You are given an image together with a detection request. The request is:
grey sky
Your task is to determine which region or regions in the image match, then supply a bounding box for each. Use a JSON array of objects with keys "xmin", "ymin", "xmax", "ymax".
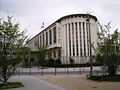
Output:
[{"xmin": 1, "ymin": 0, "xmax": 120, "ymax": 38}]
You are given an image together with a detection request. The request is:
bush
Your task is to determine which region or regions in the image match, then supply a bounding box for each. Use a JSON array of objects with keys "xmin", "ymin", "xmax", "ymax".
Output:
[
  {"xmin": 46, "ymin": 63, "xmax": 102, "ymax": 68},
  {"xmin": 0, "ymin": 82, "xmax": 24, "ymax": 89},
  {"xmin": 88, "ymin": 75, "xmax": 120, "ymax": 82},
  {"xmin": 56, "ymin": 58, "xmax": 62, "ymax": 65}
]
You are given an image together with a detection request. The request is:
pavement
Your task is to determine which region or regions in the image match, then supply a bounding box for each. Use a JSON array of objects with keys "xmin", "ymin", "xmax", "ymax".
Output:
[{"xmin": 7, "ymin": 76, "xmax": 66, "ymax": 90}]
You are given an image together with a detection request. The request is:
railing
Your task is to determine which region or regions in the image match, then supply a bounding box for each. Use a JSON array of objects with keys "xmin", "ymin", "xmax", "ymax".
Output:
[{"xmin": 15, "ymin": 66, "xmax": 103, "ymax": 76}]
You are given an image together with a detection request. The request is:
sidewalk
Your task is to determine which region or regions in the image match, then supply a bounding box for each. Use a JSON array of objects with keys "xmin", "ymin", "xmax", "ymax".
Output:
[{"xmin": 7, "ymin": 76, "xmax": 66, "ymax": 90}]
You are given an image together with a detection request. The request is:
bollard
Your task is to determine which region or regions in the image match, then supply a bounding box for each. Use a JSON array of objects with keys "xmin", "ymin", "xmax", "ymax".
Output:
[
  {"xmin": 55, "ymin": 68, "xmax": 57, "ymax": 76},
  {"xmin": 79, "ymin": 67, "xmax": 81, "ymax": 75},
  {"xmin": 41, "ymin": 68, "xmax": 43, "ymax": 76},
  {"xmin": 19, "ymin": 67, "xmax": 21, "ymax": 76},
  {"xmin": 29, "ymin": 67, "xmax": 31, "ymax": 75},
  {"xmin": 67, "ymin": 67, "xmax": 69, "ymax": 75}
]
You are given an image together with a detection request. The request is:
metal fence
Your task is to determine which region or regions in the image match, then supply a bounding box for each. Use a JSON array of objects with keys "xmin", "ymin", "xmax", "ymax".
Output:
[{"xmin": 15, "ymin": 66, "xmax": 102, "ymax": 76}]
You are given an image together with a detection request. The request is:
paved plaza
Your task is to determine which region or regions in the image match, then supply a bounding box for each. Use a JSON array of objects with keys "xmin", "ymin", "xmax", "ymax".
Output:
[{"xmin": 7, "ymin": 76, "xmax": 66, "ymax": 90}]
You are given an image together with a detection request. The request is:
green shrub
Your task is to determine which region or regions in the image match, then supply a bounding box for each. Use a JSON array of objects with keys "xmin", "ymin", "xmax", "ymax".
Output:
[{"xmin": 0, "ymin": 82, "xmax": 24, "ymax": 89}]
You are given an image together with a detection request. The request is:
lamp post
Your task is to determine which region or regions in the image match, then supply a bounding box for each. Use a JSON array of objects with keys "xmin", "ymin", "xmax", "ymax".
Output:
[{"xmin": 86, "ymin": 14, "xmax": 93, "ymax": 75}]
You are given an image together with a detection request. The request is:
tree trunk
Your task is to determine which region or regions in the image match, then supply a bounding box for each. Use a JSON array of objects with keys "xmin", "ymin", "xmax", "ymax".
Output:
[{"xmin": 2, "ymin": 76, "xmax": 8, "ymax": 86}]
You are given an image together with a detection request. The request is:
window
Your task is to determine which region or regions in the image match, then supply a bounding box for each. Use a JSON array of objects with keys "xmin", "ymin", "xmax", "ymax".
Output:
[
  {"xmin": 73, "ymin": 44, "xmax": 75, "ymax": 56},
  {"xmin": 53, "ymin": 27, "xmax": 57, "ymax": 43},
  {"xmin": 83, "ymin": 22, "xmax": 86, "ymax": 56},
  {"xmin": 49, "ymin": 30, "xmax": 52, "ymax": 45},
  {"xmin": 72, "ymin": 23, "xmax": 74, "ymax": 34},
  {"xmin": 46, "ymin": 32, "xmax": 48, "ymax": 45},
  {"xmin": 72, "ymin": 23, "xmax": 75, "ymax": 56},
  {"xmin": 68, "ymin": 23, "xmax": 71, "ymax": 56},
  {"xmin": 43, "ymin": 34, "xmax": 44, "ymax": 46},
  {"xmin": 58, "ymin": 50, "xmax": 61, "ymax": 57},
  {"xmin": 75, "ymin": 22, "xmax": 79, "ymax": 56},
  {"xmin": 80, "ymin": 48, "xmax": 82, "ymax": 56},
  {"xmin": 40, "ymin": 36, "xmax": 42, "ymax": 47},
  {"xmin": 84, "ymin": 44, "xmax": 86, "ymax": 56},
  {"xmin": 76, "ymin": 44, "xmax": 79, "ymax": 56},
  {"xmin": 38, "ymin": 37, "xmax": 39, "ymax": 47},
  {"xmin": 79, "ymin": 22, "xmax": 82, "ymax": 56}
]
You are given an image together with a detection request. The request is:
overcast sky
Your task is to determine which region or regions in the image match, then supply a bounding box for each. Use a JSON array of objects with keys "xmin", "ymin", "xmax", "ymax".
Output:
[{"xmin": 1, "ymin": 0, "xmax": 120, "ymax": 38}]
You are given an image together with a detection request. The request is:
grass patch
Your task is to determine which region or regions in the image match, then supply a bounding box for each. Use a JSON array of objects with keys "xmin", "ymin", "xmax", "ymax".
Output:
[
  {"xmin": 0, "ymin": 82, "xmax": 24, "ymax": 89},
  {"xmin": 88, "ymin": 75, "xmax": 120, "ymax": 82},
  {"xmin": 92, "ymin": 87, "xmax": 98, "ymax": 88}
]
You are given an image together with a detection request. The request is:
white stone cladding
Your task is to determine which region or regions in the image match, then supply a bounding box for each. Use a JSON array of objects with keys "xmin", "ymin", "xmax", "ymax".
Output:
[{"xmin": 28, "ymin": 14, "xmax": 98, "ymax": 64}]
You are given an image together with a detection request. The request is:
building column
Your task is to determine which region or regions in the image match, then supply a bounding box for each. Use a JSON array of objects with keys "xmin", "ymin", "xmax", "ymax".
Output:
[{"xmin": 81, "ymin": 22, "xmax": 84, "ymax": 56}]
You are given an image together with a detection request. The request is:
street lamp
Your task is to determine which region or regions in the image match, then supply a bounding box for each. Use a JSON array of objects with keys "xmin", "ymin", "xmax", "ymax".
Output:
[{"xmin": 86, "ymin": 13, "xmax": 93, "ymax": 75}]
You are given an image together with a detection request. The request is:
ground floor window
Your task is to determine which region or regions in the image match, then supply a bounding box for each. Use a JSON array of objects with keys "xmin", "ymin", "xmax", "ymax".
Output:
[{"xmin": 58, "ymin": 50, "xmax": 61, "ymax": 58}]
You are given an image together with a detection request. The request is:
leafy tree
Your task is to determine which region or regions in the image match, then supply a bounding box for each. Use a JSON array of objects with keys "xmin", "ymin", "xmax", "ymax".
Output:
[
  {"xmin": 94, "ymin": 22, "xmax": 120, "ymax": 76},
  {"xmin": 20, "ymin": 47, "xmax": 30, "ymax": 67},
  {"xmin": 35, "ymin": 46, "xmax": 47, "ymax": 66},
  {"xmin": 47, "ymin": 58, "xmax": 55, "ymax": 65},
  {"xmin": 0, "ymin": 16, "xmax": 27, "ymax": 85},
  {"xmin": 56, "ymin": 58, "xmax": 62, "ymax": 65},
  {"xmin": 46, "ymin": 49, "xmax": 52, "ymax": 60}
]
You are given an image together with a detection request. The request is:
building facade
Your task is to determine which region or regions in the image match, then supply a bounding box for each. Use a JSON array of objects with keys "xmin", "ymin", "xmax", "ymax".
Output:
[{"xmin": 28, "ymin": 14, "xmax": 98, "ymax": 64}]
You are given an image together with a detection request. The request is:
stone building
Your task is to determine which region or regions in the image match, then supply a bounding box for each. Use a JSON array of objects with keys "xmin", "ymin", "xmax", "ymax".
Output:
[{"xmin": 28, "ymin": 14, "xmax": 98, "ymax": 64}]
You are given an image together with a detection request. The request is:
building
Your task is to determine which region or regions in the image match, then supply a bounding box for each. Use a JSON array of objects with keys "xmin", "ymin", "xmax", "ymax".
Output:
[{"xmin": 28, "ymin": 14, "xmax": 98, "ymax": 64}]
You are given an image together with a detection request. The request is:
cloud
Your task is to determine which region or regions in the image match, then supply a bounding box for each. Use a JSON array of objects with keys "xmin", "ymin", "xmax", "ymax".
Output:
[{"xmin": 1, "ymin": 0, "xmax": 120, "ymax": 38}]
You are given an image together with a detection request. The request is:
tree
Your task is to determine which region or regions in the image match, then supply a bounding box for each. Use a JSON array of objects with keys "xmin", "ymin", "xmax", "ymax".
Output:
[
  {"xmin": 35, "ymin": 46, "xmax": 47, "ymax": 66},
  {"xmin": 56, "ymin": 58, "xmax": 62, "ymax": 65},
  {"xmin": 0, "ymin": 16, "xmax": 27, "ymax": 85},
  {"xmin": 94, "ymin": 22, "xmax": 120, "ymax": 76},
  {"xmin": 20, "ymin": 47, "xmax": 30, "ymax": 67}
]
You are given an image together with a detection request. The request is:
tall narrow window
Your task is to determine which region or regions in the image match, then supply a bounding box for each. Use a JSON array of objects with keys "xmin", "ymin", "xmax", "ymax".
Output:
[
  {"xmin": 75, "ymin": 22, "xmax": 79, "ymax": 56},
  {"xmin": 39, "ymin": 36, "xmax": 41, "ymax": 47},
  {"xmin": 53, "ymin": 27, "xmax": 57, "ymax": 43},
  {"xmin": 72, "ymin": 23, "xmax": 75, "ymax": 56},
  {"xmin": 72, "ymin": 44, "xmax": 74, "ymax": 56},
  {"xmin": 79, "ymin": 22, "xmax": 82, "ymax": 56},
  {"xmin": 43, "ymin": 34, "xmax": 44, "ymax": 46},
  {"xmin": 46, "ymin": 32, "xmax": 48, "ymax": 45},
  {"xmin": 40, "ymin": 36, "xmax": 42, "ymax": 47},
  {"xmin": 83, "ymin": 22, "xmax": 86, "ymax": 56},
  {"xmin": 49, "ymin": 30, "xmax": 52, "ymax": 45},
  {"xmin": 58, "ymin": 50, "xmax": 61, "ymax": 57},
  {"xmin": 37, "ymin": 37, "xmax": 39, "ymax": 48},
  {"xmin": 68, "ymin": 23, "xmax": 71, "ymax": 56}
]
